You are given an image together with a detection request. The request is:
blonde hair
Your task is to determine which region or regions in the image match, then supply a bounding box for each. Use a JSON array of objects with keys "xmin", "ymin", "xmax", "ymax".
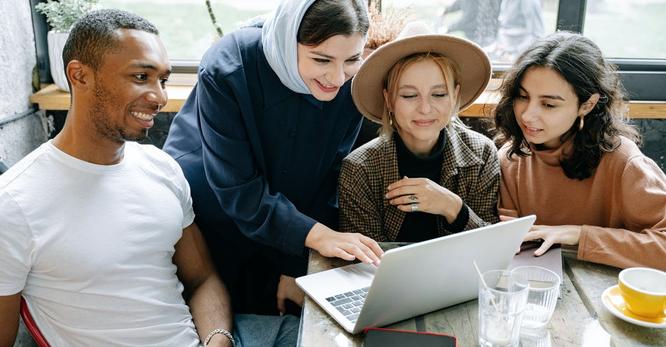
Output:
[{"xmin": 380, "ymin": 52, "xmax": 463, "ymax": 137}]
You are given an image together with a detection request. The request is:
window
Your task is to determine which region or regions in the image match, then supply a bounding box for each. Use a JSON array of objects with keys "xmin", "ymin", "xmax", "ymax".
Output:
[
  {"xmin": 375, "ymin": 0, "xmax": 664, "ymax": 99},
  {"xmin": 32, "ymin": 0, "xmax": 664, "ymax": 100},
  {"xmin": 583, "ymin": 0, "xmax": 665, "ymax": 59},
  {"xmin": 380, "ymin": 0, "xmax": 560, "ymax": 64},
  {"xmin": 99, "ymin": 0, "xmax": 276, "ymax": 61}
]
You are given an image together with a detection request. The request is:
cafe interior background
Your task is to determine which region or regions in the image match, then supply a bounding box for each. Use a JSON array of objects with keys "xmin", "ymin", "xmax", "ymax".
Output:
[{"xmin": 1, "ymin": 0, "xmax": 664, "ymax": 346}]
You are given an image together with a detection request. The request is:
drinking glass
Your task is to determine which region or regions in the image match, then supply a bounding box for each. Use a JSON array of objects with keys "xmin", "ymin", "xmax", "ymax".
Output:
[
  {"xmin": 511, "ymin": 266, "xmax": 561, "ymax": 329},
  {"xmin": 478, "ymin": 270, "xmax": 530, "ymax": 347},
  {"xmin": 521, "ymin": 328, "xmax": 552, "ymax": 347}
]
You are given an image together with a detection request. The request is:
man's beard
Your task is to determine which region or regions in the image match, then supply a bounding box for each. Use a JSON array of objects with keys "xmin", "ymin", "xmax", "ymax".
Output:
[{"xmin": 89, "ymin": 83, "xmax": 148, "ymax": 143}]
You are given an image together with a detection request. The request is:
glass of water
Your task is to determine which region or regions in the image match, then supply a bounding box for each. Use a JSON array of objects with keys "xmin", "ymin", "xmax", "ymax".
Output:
[
  {"xmin": 511, "ymin": 266, "xmax": 561, "ymax": 329},
  {"xmin": 478, "ymin": 270, "xmax": 530, "ymax": 347}
]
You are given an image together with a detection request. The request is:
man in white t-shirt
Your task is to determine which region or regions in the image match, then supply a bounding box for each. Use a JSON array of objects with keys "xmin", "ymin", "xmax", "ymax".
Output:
[{"xmin": 0, "ymin": 9, "xmax": 296, "ymax": 347}]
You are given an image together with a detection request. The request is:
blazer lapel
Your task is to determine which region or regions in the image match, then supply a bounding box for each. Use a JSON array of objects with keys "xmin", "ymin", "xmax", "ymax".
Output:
[
  {"xmin": 382, "ymin": 135, "xmax": 406, "ymax": 241},
  {"xmin": 435, "ymin": 126, "xmax": 485, "ymax": 234}
]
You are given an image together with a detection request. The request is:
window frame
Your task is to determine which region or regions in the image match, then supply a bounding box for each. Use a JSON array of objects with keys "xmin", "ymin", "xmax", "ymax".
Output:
[
  {"xmin": 554, "ymin": 0, "xmax": 666, "ymax": 101},
  {"xmin": 31, "ymin": 0, "xmax": 50, "ymax": 88},
  {"xmin": 31, "ymin": 0, "xmax": 665, "ymax": 101}
]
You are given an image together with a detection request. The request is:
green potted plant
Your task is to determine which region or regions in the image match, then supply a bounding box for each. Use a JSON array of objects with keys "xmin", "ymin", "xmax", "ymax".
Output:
[{"xmin": 35, "ymin": 0, "xmax": 99, "ymax": 92}]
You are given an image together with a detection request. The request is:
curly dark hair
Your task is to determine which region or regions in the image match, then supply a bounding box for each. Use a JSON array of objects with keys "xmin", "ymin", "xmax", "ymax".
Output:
[{"xmin": 494, "ymin": 31, "xmax": 639, "ymax": 180}]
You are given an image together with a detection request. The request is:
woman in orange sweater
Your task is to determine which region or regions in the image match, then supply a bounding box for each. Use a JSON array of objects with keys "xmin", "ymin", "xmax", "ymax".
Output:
[{"xmin": 495, "ymin": 32, "xmax": 666, "ymax": 271}]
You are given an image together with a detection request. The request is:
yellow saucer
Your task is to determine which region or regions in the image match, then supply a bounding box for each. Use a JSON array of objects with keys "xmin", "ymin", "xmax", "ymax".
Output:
[{"xmin": 602, "ymin": 285, "xmax": 666, "ymax": 328}]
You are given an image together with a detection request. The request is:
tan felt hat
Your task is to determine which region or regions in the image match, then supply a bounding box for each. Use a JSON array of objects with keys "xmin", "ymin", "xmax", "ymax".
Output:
[{"xmin": 352, "ymin": 22, "xmax": 491, "ymax": 123}]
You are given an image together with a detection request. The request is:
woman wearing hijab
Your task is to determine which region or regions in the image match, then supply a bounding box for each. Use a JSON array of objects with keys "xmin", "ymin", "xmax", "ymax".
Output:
[
  {"xmin": 163, "ymin": 0, "xmax": 383, "ymax": 315},
  {"xmin": 339, "ymin": 23, "xmax": 500, "ymax": 242}
]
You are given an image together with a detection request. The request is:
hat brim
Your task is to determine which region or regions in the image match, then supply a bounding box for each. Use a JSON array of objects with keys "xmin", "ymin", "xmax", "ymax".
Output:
[{"xmin": 352, "ymin": 34, "xmax": 491, "ymax": 123}]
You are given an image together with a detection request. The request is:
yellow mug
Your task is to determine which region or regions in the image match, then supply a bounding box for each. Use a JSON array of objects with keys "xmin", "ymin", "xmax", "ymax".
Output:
[{"xmin": 618, "ymin": 267, "xmax": 666, "ymax": 319}]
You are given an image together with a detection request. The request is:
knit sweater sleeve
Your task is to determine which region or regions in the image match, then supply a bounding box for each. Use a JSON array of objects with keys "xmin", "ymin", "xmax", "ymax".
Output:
[{"xmin": 577, "ymin": 155, "xmax": 666, "ymax": 270}]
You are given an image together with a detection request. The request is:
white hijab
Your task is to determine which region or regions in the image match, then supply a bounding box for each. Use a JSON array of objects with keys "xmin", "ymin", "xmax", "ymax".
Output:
[{"xmin": 262, "ymin": 0, "xmax": 318, "ymax": 95}]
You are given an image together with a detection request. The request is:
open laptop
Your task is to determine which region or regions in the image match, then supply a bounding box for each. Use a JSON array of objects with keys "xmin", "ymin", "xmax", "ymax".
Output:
[{"xmin": 296, "ymin": 215, "xmax": 536, "ymax": 334}]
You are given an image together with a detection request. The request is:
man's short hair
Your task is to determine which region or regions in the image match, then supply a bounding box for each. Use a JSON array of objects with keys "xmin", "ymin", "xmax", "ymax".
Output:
[{"xmin": 63, "ymin": 9, "xmax": 159, "ymax": 72}]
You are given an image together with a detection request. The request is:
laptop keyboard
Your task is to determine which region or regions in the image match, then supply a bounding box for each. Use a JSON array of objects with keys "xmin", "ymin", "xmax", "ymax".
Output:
[{"xmin": 325, "ymin": 287, "xmax": 369, "ymax": 323}]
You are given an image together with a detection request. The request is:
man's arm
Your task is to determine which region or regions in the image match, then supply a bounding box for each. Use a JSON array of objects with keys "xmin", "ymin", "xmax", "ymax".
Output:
[
  {"xmin": 174, "ymin": 223, "xmax": 233, "ymax": 347},
  {"xmin": 0, "ymin": 293, "xmax": 21, "ymax": 347}
]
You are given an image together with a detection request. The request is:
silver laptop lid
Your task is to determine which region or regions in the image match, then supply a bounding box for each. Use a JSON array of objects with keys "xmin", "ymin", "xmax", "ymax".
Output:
[
  {"xmin": 297, "ymin": 215, "xmax": 536, "ymax": 334},
  {"xmin": 353, "ymin": 215, "xmax": 536, "ymax": 333}
]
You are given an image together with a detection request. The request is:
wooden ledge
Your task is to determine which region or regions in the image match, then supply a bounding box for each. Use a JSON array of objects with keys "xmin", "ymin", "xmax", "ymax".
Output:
[
  {"xmin": 30, "ymin": 84, "xmax": 189, "ymax": 113},
  {"xmin": 30, "ymin": 83, "xmax": 666, "ymax": 119}
]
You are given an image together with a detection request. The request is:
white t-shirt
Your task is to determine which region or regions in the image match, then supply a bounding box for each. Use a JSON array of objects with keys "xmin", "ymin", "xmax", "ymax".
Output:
[{"xmin": 0, "ymin": 141, "xmax": 201, "ymax": 347}]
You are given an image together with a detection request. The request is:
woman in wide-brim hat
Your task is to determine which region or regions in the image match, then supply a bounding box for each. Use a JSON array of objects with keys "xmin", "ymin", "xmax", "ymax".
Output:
[{"xmin": 339, "ymin": 22, "xmax": 500, "ymax": 242}]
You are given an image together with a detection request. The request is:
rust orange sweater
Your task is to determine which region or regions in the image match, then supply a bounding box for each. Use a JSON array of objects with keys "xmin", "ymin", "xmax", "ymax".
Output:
[{"xmin": 498, "ymin": 137, "xmax": 666, "ymax": 271}]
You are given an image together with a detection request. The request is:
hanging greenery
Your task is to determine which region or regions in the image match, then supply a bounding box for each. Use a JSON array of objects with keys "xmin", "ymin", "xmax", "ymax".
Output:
[{"xmin": 205, "ymin": 0, "xmax": 224, "ymax": 38}]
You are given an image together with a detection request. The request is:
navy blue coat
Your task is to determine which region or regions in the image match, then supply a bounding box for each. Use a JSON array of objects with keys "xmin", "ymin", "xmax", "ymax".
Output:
[{"xmin": 163, "ymin": 25, "xmax": 362, "ymax": 311}]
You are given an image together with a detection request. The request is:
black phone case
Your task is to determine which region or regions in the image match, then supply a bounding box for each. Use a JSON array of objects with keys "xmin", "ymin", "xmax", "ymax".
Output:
[{"xmin": 363, "ymin": 327, "xmax": 457, "ymax": 347}]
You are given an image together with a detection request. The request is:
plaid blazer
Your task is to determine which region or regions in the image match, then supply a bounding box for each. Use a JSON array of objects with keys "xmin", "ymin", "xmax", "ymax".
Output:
[{"xmin": 339, "ymin": 125, "xmax": 500, "ymax": 241}]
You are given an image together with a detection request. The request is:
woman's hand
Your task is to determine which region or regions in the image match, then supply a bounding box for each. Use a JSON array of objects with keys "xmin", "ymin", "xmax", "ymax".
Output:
[
  {"xmin": 385, "ymin": 177, "xmax": 462, "ymax": 223},
  {"xmin": 524, "ymin": 225, "xmax": 582, "ymax": 256},
  {"xmin": 305, "ymin": 223, "xmax": 383, "ymax": 265},
  {"xmin": 276, "ymin": 275, "xmax": 305, "ymax": 315}
]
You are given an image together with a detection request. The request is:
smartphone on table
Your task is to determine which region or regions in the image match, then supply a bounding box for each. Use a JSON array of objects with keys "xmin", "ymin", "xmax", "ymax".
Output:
[{"xmin": 363, "ymin": 327, "xmax": 457, "ymax": 347}]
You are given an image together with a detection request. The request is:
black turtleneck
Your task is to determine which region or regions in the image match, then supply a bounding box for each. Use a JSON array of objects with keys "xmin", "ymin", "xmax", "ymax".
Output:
[{"xmin": 394, "ymin": 130, "xmax": 469, "ymax": 242}]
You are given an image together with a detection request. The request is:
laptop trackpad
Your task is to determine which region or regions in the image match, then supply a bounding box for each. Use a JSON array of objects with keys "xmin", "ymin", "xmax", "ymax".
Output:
[
  {"xmin": 298, "ymin": 262, "xmax": 376, "ymax": 299},
  {"xmin": 340, "ymin": 262, "xmax": 377, "ymax": 278}
]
